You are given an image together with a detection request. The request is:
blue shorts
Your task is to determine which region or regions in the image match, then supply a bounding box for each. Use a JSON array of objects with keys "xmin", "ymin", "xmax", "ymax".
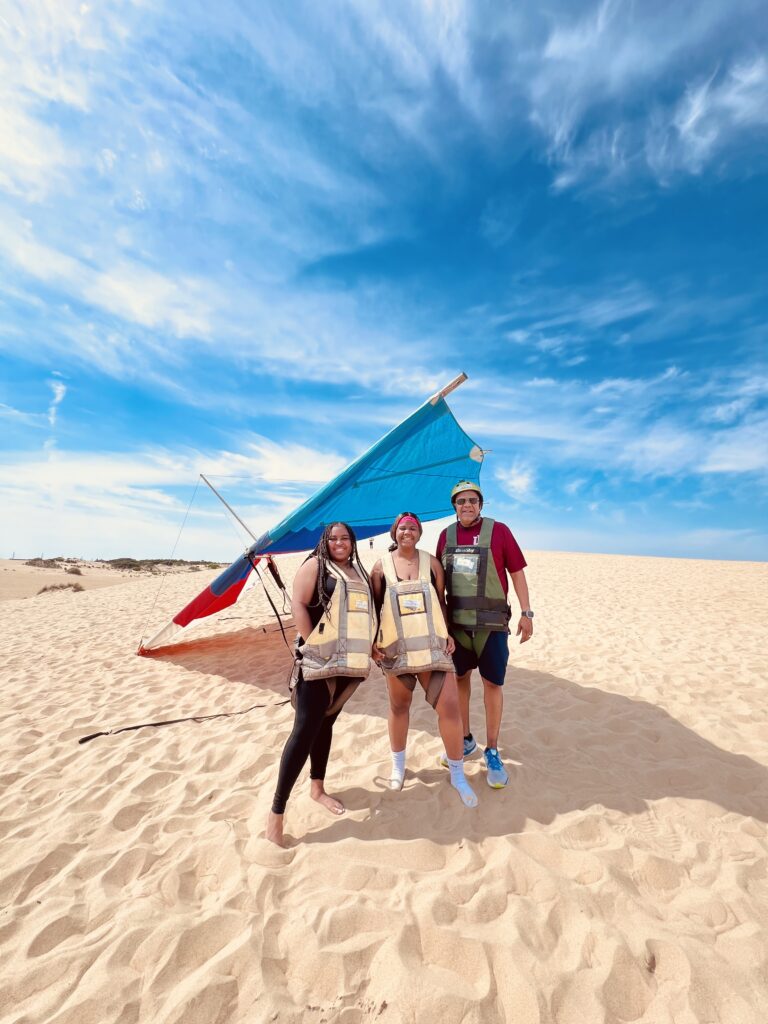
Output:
[{"xmin": 451, "ymin": 630, "xmax": 509, "ymax": 686}]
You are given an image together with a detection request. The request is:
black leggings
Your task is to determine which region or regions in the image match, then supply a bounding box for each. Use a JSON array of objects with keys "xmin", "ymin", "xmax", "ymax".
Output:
[{"xmin": 271, "ymin": 678, "xmax": 342, "ymax": 814}]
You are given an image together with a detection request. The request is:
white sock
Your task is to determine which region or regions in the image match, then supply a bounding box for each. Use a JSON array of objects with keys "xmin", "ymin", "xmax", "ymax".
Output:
[
  {"xmin": 447, "ymin": 757, "xmax": 478, "ymax": 808},
  {"xmin": 390, "ymin": 749, "xmax": 406, "ymax": 791}
]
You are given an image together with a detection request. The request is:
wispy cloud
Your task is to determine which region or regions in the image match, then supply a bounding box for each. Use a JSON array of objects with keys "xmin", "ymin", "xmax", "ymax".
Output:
[
  {"xmin": 647, "ymin": 57, "xmax": 768, "ymax": 180},
  {"xmin": 0, "ymin": 435, "xmax": 354, "ymax": 559},
  {"xmin": 699, "ymin": 417, "xmax": 768, "ymax": 473},
  {"xmin": 466, "ymin": 362, "xmax": 767, "ymax": 485},
  {"xmin": 526, "ymin": 1, "xmax": 768, "ymax": 189},
  {"xmin": 0, "ymin": 219, "xmax": 217, "ymax": 339},
  {"xmin": 0, "ymin": 403, "xmax": 46, "ymax": 428},
  {"xmin": 46, "ymin": 378, "xmax": 66, "ymax": 428},
  {"xmin": 495, "ymin": 461, "xmax": 535, "ymax": 501}
]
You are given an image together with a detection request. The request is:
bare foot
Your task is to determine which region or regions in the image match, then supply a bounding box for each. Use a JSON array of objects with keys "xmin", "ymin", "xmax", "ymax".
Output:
[
  {"xmin": 265, "ymin": 810, "xmax": 285, "ymax": 846},
  {"xmin": 310, "ymin": 781, "xmax": 345, "ymax": 816}
]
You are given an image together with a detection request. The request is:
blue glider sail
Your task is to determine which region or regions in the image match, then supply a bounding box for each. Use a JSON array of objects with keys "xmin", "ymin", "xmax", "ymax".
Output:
[
  {"xmin": 252, "ymin": 374, "xmax": 482, "ymax": 554},
  {"xmin": 139, "ymin": 374, "xmax": 482, "ymax": 652}
]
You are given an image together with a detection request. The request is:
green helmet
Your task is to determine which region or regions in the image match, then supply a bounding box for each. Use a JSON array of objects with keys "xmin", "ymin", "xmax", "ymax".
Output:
[{"xmin": 450, "ymin": 480, "xmax": 483, "ymax": 504}]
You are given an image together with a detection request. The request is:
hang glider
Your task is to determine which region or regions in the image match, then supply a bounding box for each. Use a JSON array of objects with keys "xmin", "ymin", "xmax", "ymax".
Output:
[{"xmin": 139, "ymin": 373, "xmax": 482, "ymax": 653}]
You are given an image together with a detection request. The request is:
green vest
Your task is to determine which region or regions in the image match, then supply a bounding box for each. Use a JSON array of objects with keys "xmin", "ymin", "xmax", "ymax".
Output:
[{"xmin": 442, "ymin": 518, "xmax": 510, "ymax": 652}]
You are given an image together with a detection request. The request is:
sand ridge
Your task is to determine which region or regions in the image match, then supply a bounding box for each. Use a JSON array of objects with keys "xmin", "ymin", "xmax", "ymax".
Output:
[{"xmin": 1, "ymin": 550, "xmax": 767, "ymax": 1022}]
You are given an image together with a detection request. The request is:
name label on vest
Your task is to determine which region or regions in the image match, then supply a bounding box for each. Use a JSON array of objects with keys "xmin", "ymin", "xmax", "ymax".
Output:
[
  {"xmin": 453, "ymin": 552, "xmax": 480, "ymax": 576},
  {"xmin": 348, "ymin": 592, "xmax": 370, "ymax": 613},
  {"xmin": 397, "ymin": 592, "xmax": 426, "ymax": 616}
]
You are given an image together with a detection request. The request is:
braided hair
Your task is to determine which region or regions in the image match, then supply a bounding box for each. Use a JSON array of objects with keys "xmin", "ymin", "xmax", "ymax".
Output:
[
  {"xmin": 388, "ymin": 511, "xmax": 423, "ymax": 552},
  {"xmin": 307, "ymin": 521, "xmax": 372, "ymax": 618}
]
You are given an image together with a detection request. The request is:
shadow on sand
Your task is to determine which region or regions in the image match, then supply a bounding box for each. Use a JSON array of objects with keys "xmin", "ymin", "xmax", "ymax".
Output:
[
  {"xmin": 307, "ymin": 666, "xmax": 768, "ymax": 845},
  {"xmin": 142, "ymin": 627, "xmax": 768, "ymax": 842},
  {"xmin": 143, "ymin": 622, "xmax": 296, "ymax": 689}
]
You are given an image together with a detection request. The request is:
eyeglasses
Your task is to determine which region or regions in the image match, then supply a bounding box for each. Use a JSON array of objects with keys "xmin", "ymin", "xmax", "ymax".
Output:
[{"xmin": 455, "ymin": 497, "xmax": 480, "ymax": 506}]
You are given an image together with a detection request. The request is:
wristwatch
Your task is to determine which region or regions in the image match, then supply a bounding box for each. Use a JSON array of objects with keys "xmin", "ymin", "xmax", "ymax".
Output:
[{"xmin": 520, "ymin": 610, "xmax": 534, "ymax": 618}]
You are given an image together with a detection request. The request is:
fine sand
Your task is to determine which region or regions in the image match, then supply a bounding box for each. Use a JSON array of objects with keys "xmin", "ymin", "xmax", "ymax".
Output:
[{"xmin": 1, "ymin": 550, "xmax": 766, "ymax": 1023}]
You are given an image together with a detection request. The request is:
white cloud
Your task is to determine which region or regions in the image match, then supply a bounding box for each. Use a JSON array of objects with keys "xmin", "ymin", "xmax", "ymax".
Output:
[
  {"xmin": 0, "ymin": 0, "xmax": 121, "ymax": 201},
  {"xmin": 648, "ymin": 57, "xmax": 768, "ymax": 179},
  {"xmin": 564, "ymin": 477, "xmax": 587, "ymax": 495},
  {"xmin": 0, "ymin": 403, "xmax": 46, "ymax": 428},
  {"xmin": 0, "ymin": 219, "xmax": 217, "ymax": 339},
  {"xmin": 619, "ymin": 421, "xmax": 702, "ymax": 476},
  {"xmin": 495, "ymin": 461, "xmax": 535, "ymax": 500},
  {"xmin": 201, "ymin": 438, "xmax": 347, "ymax": 486},
  {"xmin": 47, "ymin": 379, "xmax": 67, "ymax": 427},
  {"xmin": 465, "ymin": 359, "xmax": 768, "ymax": 485},
  {"xmin": 707, "ymin": 398, "xmax": 752, "ymax": 424},
  {"xmin": 0, "ymin": 106, "xmax": 74, "ymax": 201},
  {"xmin": 0, "ymin": 434, "xmax": 357, "ymax": 558},
  {"xmin": 699, "ymin": 418, "xmax": 768, "ymax": 473},
  {"xmin": 526, "ymin": 0, "xmax": 767, "ymax": 188}
]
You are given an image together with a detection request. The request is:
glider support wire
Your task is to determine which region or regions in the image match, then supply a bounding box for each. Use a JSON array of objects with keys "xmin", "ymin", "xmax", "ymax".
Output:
[{"xmin": 136, "ymin": 477, "xmax": 201, "ymax": 653}]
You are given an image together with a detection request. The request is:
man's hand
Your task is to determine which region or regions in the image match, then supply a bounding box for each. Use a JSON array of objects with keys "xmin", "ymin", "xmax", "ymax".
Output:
[
  {"xmin": 516, "ymin": 617, "xmax": 533, "ymax": 644},
  {"xmin": 371, "ymin": 643, "xmax": 385, "ymax": 663},
  {"xmin": 445, "ymin": 635, "xmax": 456, "ymax": 655}
]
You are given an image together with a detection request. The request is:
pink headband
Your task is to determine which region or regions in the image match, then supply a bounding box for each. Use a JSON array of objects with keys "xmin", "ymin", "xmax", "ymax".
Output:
[{"xmin": 398, "ymin": 516, "xmax": 420, "ymax": 528}]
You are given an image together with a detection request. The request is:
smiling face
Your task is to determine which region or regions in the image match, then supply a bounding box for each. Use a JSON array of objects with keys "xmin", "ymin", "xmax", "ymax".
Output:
[
  {"xmin": 394, "ymin": 516, "xmax": 421, "ymax": 551},
  {"xmin": 327, "ymin": 524, "xmax": 353, "ymax": 564},
  {"xmin": 453, "ymin": 489, "xmax": 482, "ymax": 527}
]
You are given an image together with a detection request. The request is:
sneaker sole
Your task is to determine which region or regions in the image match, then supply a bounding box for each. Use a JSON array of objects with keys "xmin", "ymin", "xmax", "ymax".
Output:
[{"xmin": 486, "ymin": 777, "xmax": 508, "ymax": 789}]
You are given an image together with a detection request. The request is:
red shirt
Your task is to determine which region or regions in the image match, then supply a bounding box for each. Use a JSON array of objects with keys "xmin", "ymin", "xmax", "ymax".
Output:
[{"xmin": 436, "ymin": 519, "xmax": 526, "ymax": 598}]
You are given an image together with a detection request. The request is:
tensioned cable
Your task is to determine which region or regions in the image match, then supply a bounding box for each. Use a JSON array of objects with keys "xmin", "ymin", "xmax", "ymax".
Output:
[
  {"xmin": 137, "ymin": 478, "xmax": 201, "ymax": 650},
  {"xmin": 110, "ymin": 480, "xmax": 296, "ymax": 748}
]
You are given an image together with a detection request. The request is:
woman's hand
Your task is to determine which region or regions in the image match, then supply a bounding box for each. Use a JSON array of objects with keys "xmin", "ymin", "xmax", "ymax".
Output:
[
  {"xmin": 445, "ymin": 635, "xmax": 456, "ymax": 655},
  {"xmin": 371, "ymin": 643, "xmax": 384, "ymax": 663}
]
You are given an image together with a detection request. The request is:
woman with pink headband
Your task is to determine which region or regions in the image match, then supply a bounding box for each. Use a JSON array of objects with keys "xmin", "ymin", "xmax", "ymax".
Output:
[{"xmin": 371, "ymin": 512, "xmax": 478, "ymax": 807}]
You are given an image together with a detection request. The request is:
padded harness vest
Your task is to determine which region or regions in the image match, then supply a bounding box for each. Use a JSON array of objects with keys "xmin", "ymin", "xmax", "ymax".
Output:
[
  {"xmin": 377, "ymin": 549, "xmax": 453, "ymax": 676},
  {"xmin": 301, "ymin": 565, "xmax": 374, "ymax": 681},
  {"xmin": 442, "ymin": 518, "xmax": 510, "ymax": 634}
]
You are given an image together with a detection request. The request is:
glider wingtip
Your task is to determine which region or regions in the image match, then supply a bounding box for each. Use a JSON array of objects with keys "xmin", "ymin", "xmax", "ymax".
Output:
[{"xmin": 429, "ymin": 372, "xmax": 468, "ymax": 405}]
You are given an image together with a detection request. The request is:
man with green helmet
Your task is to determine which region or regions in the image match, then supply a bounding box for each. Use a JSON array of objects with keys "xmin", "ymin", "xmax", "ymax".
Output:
[{"xmin": 437, "ymin": 480, "xmax": 533, "ymax": 787}]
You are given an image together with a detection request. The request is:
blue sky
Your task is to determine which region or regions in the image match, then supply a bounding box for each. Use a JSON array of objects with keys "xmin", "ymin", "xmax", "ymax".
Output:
[{"xmin": 1, "ymin": 0, "xmax": 766, "ymax": 561}]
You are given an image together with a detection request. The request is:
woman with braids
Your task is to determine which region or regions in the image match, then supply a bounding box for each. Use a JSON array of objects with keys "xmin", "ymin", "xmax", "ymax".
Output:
[
  {"xmin": 266, "ymin": 522, "xmax": 375, "ymax": 847},
  {"xmin": 371, "ymin": 512, "xmax": 478, "ymax": 808}
]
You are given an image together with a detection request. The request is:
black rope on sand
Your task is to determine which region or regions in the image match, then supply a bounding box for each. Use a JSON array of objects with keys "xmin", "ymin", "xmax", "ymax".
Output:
[{"xmin": 78, "ymin": 697, "xmax": 291, "ymax": 745}]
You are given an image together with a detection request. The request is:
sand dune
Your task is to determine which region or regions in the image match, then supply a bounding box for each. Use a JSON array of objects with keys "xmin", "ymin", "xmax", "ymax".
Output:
[
  {"xmin": 0, "ymin": 559, "xmax": 218, "ymax": 602},
  {"xmin": 1, "ymin": 550, "xmax": 766, "ymax": 1022}
]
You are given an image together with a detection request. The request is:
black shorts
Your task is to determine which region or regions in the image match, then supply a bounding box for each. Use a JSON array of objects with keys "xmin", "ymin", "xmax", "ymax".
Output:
[{"xmin": 452, "ymin": 630, "xmax": 509, "ymax": 686}]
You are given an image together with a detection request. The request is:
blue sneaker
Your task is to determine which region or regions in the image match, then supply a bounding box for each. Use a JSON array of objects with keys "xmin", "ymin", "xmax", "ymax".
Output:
[
  {"xmin": 484, "ymin": 747, "xmax": 509, "ymax": 788},
  {"xmin": 439, "ymin": 734, "xmax": 478, "ymax": 767}
]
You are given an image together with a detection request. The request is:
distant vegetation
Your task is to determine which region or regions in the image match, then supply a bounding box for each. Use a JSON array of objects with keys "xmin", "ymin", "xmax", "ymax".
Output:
[
  {"xmin": 37, "ymin": 582, "xmax": 84, "ymax": 595},
  {"xmin": 22, "ymin": 557, "xmax": 222, "ymax": 573},
  {"xmin": 97, "ymin": 558, "xmax": 223, "ymax": 572}
]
